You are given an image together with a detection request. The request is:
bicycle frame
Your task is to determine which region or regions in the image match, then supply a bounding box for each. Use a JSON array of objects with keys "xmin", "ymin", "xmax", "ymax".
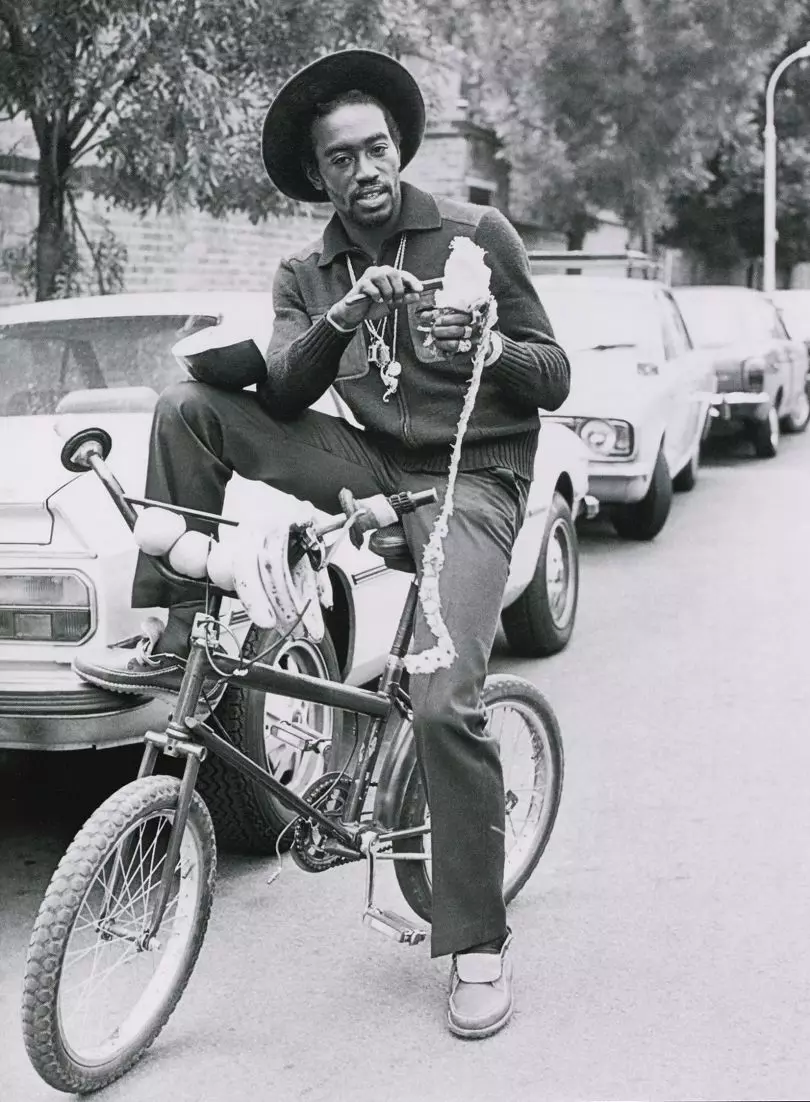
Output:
[{"xmin": 68, "ymin": 434, "xmax": 431, "ymax": 942}]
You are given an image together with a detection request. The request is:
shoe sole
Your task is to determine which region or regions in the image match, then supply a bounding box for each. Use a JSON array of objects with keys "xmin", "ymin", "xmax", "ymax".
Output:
[
  {"xmin": 75, "ymin": 667, "xmax": 225, "ymax": 713},
  {"xmin": 447, "ymin": 995, "xmax": 514, "ymax": 1040}
]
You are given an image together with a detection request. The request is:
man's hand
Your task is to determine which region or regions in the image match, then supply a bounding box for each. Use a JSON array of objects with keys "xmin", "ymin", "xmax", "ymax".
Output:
[
  {"xmin": 328, "ymin": 266, "xmax": 424, "ymax": 330},
  {"xmin": 418, "ymin": 307, "xmax": 487, "ymax": 359}
]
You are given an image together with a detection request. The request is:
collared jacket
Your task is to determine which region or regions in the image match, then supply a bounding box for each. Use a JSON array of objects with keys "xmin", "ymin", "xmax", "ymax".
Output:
[{"xmin": 192, "ymin": 184, "xmax": 571, "ymax": 481}]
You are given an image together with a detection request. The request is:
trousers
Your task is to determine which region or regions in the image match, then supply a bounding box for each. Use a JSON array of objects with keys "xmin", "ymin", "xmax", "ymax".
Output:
[{"xmin": 133, "ymin": 381, "xmax": 528, "ymax": 957}]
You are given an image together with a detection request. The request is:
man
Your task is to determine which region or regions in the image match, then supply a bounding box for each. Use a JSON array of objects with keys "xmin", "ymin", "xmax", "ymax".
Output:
[{"xmin": 75, "ymin": 49, "xmax": 570, "ymax": 1038}]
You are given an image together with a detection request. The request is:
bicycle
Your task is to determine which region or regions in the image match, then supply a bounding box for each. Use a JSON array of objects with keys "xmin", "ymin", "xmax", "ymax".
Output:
[{"xmin": 21, "ymin": 426, "xmax": 564, "ymax": 1094}]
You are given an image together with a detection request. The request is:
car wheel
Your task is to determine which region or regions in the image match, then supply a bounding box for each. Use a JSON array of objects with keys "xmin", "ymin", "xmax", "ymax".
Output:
[
  {"xmin": 501, "ymin": 491, "xmax": 579, "ymax": 658},
  {"xmin": 780, "ymin": 388, "xmax": 810, "ymax": 434},
  {"xmin": 672, "ymin": 448, "xmax": 699, "ymax": 493},
  {"xmin": 611, "ymin": 448, "xmax": 673, "ymax": 541},
  {"xmin": 751, "ymin": 406, "xmax": 780, "ymax": 458},
  {"xmin": 196, "ymin": 624, "xmax": 343, "ymax": 855}
]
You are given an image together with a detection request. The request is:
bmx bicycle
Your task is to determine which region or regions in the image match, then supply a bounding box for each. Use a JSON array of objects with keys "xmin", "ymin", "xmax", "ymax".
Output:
[{"xmin": 21, "ymin": 426, "xmax": 564, "ymax": 1094}]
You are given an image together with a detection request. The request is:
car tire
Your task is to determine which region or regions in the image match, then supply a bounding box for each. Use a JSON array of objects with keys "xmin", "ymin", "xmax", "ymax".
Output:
[
  {"xmin": 751, "ymin": 406, "xmax": 780, "ymax": 458},
  {"xmin": 780, "ymin": 388, "xmax": 810, "ymax": 434},
  {"xmin": 672, "ymin": 448, "xmax": 699, "ymax": 493},
  {"xmin": 501, "ymin": 492, "xmax": 579, "ymax": 658},
  {"xmin": 611, "ymin": 448, "xmax": 672, "ymax": 541},
  {"xmin": 196, "ymin": 624, "xmax": 343, "ymax": 855}
]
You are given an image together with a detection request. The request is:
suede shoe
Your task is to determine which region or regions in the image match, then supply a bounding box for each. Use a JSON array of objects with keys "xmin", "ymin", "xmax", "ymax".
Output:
[
  {"xmin": 447, "ymin": 931, "xmax": 514, "ymax": 1039},
  {"xmin": 73, "ymin": 617, "xmax": 225, "ymax": 709}
]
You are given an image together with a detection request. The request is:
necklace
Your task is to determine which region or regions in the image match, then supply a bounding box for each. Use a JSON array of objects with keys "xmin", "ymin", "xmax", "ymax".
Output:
[{"xmin": 346, "ymin": 233, "xmax": 407, "ymax": 402}]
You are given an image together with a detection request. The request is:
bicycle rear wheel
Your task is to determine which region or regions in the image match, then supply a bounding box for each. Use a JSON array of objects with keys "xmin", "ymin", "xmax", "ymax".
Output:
[
  {"xmin": 392, "ymin": 674, "xmax": 563, "ymax": 923},
  {"xmin": 22, "ymin": 776, "xmax": 216, "ymax": 1094}
]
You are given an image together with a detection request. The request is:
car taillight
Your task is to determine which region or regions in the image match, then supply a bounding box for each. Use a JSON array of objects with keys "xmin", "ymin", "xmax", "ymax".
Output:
[{"xmin": 0, "ymin": 573, "xmax": 94, "ymax": 643}]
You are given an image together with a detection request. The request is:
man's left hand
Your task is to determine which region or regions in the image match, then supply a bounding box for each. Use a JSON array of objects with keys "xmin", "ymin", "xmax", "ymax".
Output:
[{"xmin": 428, "ymin": 309, "xmax": 482, "ymax": 358}]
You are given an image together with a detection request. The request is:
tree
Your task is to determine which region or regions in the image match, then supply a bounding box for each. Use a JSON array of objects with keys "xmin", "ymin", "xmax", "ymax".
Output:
[
  {"xmin": 662, "ymin": 5, "xmax": 810, "ymax": 282},
  {"xmin": 448, "ymin": 0, "xmax": 801, "ymax": 247},
  {"xmin": 0, "ymin": 0, "xmax": 429, "ymax": 299}
]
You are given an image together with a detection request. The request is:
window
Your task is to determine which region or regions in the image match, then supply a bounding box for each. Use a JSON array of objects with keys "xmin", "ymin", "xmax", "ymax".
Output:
[
  {"xmin": 660, "ymin": 292, "xmax": 692, "ymax": 359},
  {"xmin": 468, "ymin": 186, "xmax": 492, "ymax": 206}
]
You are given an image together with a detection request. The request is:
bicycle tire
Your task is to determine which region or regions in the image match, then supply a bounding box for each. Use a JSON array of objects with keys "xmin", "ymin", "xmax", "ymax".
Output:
[
  {"xmin": 392, "ymin": 674, "xmax": 564, "ymax": 923},
  {"xmin": 197, "ymin": 624, "xmax": 343, "ymax": 855},
  {"xmin": 22, "ymin": 776, "xmax": 216, "ymax": 1094}
]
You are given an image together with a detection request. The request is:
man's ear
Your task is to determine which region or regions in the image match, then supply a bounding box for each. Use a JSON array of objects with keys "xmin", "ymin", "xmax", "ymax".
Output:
[{"xmin": 304, "ymin": 163, "xmax": 325, "ymax": 192}]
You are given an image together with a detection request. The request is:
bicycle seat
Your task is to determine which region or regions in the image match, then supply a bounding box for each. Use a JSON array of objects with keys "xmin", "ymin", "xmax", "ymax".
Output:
[{"xmin": 368, "ymin": 524, "xmax": 415, "ymax": 573}]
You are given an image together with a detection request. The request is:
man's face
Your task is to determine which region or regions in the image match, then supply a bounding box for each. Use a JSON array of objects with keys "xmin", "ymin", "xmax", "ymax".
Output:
[{"xmin": 309, "ymin": 102, "xmax": 402, "ymax": 228}]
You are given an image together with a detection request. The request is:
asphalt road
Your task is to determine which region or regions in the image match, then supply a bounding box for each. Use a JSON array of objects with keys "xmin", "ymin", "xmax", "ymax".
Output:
[{"xmin": 2, "ymin": 427, "xmax": 809, "ymax": 1102}]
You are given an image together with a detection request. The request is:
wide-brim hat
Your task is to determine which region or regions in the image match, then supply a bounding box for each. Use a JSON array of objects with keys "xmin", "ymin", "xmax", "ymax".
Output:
[{"xmin": 261, "ymin": 49, "xmax": 426, "ymax": 203}]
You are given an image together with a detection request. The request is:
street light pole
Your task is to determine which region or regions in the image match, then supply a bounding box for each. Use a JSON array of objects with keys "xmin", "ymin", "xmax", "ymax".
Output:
[{"xmin": 763, "ymin": 41, "xmax": 810, "ymax": 293}]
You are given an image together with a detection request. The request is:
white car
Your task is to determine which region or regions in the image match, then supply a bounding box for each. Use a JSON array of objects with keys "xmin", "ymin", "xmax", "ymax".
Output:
[
  {"xmin": 0, "ymin": 291, "xmax": 593, "ymax": 842},
  {"xmin": 531, "ymin": 274, "xmax": 716, "ymax": 540}
]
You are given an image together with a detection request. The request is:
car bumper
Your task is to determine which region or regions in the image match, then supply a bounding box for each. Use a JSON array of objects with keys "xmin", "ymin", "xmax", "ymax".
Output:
[
  {"xmin": 709, "ymin": 391, "xmax": 771, "ymax": 423},
  {"xmin": 577, "ymin": 494, "xmax": 600, "ymax": 519},
  {"xmin": 586, "ymin": 460, "xmax": 652, "ymax": 505},
  {"xmin": 0, "ymin": 664, "xmax": 169, "ymax": 750}
]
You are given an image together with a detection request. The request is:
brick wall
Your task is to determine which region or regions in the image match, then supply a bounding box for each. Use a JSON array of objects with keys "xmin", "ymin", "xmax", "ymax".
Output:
[{"xmin": 0, "ymin": 124, "xmax": 542, "ymax": 305}]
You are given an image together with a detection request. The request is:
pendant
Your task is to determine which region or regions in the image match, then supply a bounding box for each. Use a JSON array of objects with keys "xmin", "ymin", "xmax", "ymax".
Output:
[
  {"xmin": 381, "ymin": 360, "xmax": 401, "ymax": 403},
  {"xmin": 368, "ymin": 336, "xmax": 390, "ymax": 369}
]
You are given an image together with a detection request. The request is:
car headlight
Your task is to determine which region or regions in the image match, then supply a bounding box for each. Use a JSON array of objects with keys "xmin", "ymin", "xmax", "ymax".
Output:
[
  {"xmin": 576, "ymin": 418, "xmax": 634, "ymax": 457},
  {"xmin": 0, "ymin": 572, "xmax": 94, "ymax": 643},
  {"xmin": 742, "ymin": 357, "xmax": 766, "ymax": 392}
]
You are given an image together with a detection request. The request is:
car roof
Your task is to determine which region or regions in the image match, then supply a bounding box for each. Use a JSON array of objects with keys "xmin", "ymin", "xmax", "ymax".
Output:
[
  {"xmin": 0, "ymin": 290, "xmax": 273, "ymax": 325},
  {"xmin": 531, "ymin": 276, "xmax": 663, "ymax": 294},
  {"xmin": 769, "ymin": 289, "xmax": 810, "ymax": 299}
]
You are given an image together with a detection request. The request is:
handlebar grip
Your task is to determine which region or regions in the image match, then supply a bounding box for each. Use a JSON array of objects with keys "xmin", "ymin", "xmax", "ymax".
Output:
[{"xmin": 388, "ymin": 488, "xmax": 438, "ymax": 515}]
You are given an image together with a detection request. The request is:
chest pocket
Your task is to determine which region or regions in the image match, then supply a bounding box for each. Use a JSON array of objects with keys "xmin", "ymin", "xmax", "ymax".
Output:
[{"xmin": 405, "ymin": 289, "xmax": 445, "ymax": 366}]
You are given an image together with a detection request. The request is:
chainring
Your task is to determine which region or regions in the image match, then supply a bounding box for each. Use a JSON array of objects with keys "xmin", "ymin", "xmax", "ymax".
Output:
[{"xmin": 290, "ymin": 772, "xmax": 352, "ymax": 873}]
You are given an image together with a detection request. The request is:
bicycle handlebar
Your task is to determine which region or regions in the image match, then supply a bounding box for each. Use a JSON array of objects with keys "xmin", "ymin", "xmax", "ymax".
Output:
[{"xmin": 58, "ymin": 426, "xmax": 437, "ymax": 591}]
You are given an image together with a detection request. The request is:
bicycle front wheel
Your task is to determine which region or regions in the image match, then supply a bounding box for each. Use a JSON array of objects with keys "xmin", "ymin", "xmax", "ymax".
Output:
[
  {"xmin": 22, "ymin": 776, "xmax": 216, "ymax": 1094},
  {"xmin": 392, "ymin": 674, "xmax": 564, "ymax": 923}
]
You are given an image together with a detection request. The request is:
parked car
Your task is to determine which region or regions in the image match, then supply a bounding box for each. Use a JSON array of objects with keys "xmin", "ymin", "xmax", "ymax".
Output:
[
  {"xmin": 530, "ymin": 273, "xmax": 715, "ymax": 541},
  {"xmin": 673, "ymin": 286, "xmax": 810, "ymax": 457},
  {"xmin": 0, "ymin": 292, "xmax": 594, "ymax": 847},
  {"xmin": 769, "ymin": 289, "xmax": 810, "ymax": 363}
]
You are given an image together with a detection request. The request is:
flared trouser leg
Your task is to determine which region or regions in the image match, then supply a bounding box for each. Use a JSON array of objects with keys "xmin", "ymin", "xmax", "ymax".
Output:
[{"xmin": 133, "ymin": 381, "xmax": 526, "ymax": 959}]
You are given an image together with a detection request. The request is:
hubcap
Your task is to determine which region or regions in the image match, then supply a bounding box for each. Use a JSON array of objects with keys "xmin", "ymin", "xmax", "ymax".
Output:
[
  {"xmin": 261, "ymin": 639, "xmax": 332, "ymax": 794},
  {"xmin": 545, "ymin": 519, "xmax": 575, "ymax": 628}
]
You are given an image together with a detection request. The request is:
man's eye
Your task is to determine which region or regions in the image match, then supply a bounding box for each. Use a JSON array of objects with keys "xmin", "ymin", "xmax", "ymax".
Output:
[
  {"xmin": 331, "ymin": 155, "xmax": 351, "ymax": 168},
  {"xmin": 371, "ymin": 145, "xmax": 388, "ymax": 157}
]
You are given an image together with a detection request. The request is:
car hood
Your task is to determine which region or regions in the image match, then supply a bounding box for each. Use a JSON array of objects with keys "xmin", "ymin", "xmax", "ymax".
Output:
[
  {"xmin": 0, "ymin": 413, "xmax": 151, "ymax": 545},
  {"xmin": 555, "ymin": 348, "xmax": 665, "ymax": 422}
]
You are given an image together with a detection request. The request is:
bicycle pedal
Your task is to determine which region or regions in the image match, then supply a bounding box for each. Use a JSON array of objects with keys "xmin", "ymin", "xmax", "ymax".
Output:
[{"xmin": 362, "ymin": 906, "xmax": 427, "ymax": 946}]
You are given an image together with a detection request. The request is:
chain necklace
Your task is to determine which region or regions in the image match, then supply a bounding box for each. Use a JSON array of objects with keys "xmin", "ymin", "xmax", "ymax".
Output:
[{"xmin": 346, "ymin": 233, "xmax": 407, "ymax": 402}]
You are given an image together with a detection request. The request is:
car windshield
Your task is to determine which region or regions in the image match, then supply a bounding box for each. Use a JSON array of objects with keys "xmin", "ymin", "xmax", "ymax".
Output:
[
  {"xmin": 0, "ymin": 314, "xmax": 217, "ymax": 416},
  {"xmin": 534, "ymin": 286, "xmax": 661, "ymax": 355},
  {"xmin": 774, "ymin": 297, "xmax": 810, "ymax": 341},
  {"xmin": 675, "ymin": 294, "xmax": 772, "ymax": 348}
]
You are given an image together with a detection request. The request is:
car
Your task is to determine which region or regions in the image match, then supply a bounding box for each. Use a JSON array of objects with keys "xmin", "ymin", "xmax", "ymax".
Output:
[
  {"xmin": 529, "ymin": 270, "xmax": 716, "ymax": 541},
  {"xmin": 0, "ymin": 291, "xmax": 593, "ymax": 843},
  {"xmin": 769, "ymin": 289, "xmax": 810, "ymax": 369},
  {"xmin": 673, "ymin": 286, "xmax": 810, "ymax": 457}
]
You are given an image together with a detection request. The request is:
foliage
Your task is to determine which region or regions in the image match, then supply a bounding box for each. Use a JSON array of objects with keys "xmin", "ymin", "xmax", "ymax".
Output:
[
  {"xmin": 662, "ymin": 6, "xmax": 810, "ymax": 278},
  {"xmin": 443, "ymin": 0, "xmax": 802, "ymax": 245},
  {"xmin": 0, "ymin": 0, "xmax": 433, "ymax": 298}
]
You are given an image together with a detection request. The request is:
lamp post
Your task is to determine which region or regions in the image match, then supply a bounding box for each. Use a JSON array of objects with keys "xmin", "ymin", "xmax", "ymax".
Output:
[{"xmin": 763, "ymin": 41, "xmax": 810, "ymax": 293}]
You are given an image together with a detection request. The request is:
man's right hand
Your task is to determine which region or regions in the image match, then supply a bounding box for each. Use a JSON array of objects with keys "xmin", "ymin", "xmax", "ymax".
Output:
[{"xmin": 328, "ymin": 266, "xmax": 424, "ymax": 330}]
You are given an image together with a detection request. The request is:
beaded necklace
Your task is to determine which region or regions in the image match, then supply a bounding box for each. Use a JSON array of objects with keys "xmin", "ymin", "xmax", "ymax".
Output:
[{"xmin": 346, "ymin": 232, "xmax": 407, "ymax": 403}]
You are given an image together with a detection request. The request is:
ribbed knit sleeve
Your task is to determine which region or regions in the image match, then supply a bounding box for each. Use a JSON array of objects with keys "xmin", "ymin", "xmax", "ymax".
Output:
[
  {"xmin": 257, "ymin": 261, "xmax": 354, "ymax": 419},
  {"xmin": 475, "ymin": 209, "xmax": 571, "ymax": 413}
]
